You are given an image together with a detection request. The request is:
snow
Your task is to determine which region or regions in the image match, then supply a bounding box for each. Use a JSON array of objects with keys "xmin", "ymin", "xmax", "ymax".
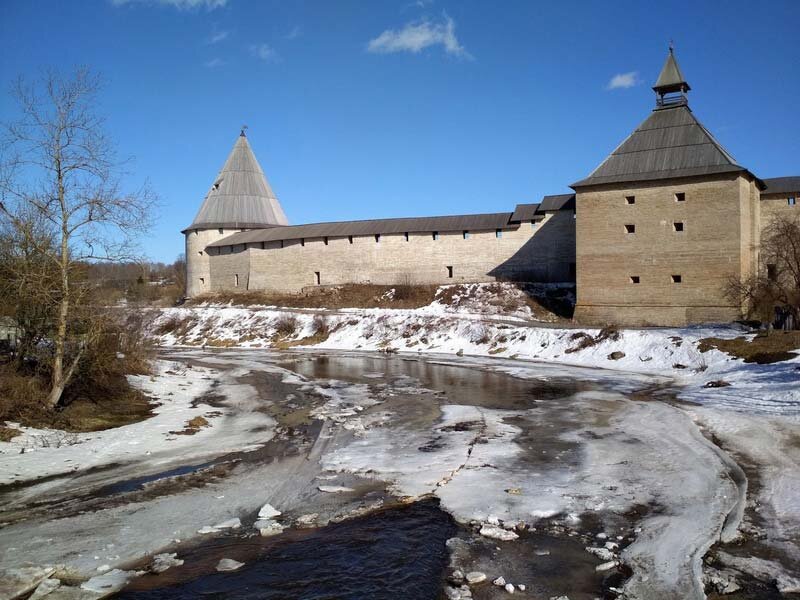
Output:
[
  {"xmin": 0, "ymin": 361, "xmax": 275, "ymax": 487},
  {"xmin": 151, "ymin": 300, "xmax": 800, "ymax": 415}
]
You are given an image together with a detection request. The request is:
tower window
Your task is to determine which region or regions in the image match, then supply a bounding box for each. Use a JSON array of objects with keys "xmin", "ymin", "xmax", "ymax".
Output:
[
  {"xmin": 767, "ymin": 264, "xmax": 777, "ymax": 280},
  {"xmin": 301, "ymin": 238, "xmax": 305, "ymax": 247},
  {"xmin": 234, "ymin": 274, "xmax": 239, "ymax": 287},
  {"xmin": 630, "ymin": 276, "xmax": 640, "ymax": 284},
  {"xmin": 261, "ymin": 242, "xmax": 266, "ymax": 249},
  {"xmin": 673, "ymin": 222, "xmax": 684, "ymax": 232},
  {"xmin": 624, "ymin": 224, "xmax": 636, "ymax": 234},
  {"xmin": 324, "ymin": 237, "xmax": 329, "ymax": 245},
  {"xmin": 433, "ymin": 232, "xmax": 439, "ymax": 241},
  {"xmin": 375, "ymin": 234, "xmax": 380, "ymax": 243},
  {"xmin": 218, "ymin": 228, "xmax": 223, "ymax": 234},
  {"xmin": 348, "ymin": 235, "xmax": 353, "ymax": 244},
  {"xmin": 198, "ymin": 251, "xmax": 203, "ymax": 256},
  {"xmin": 404, "ymin": 232, "xmax": 409, "ymax": 242},
  {"xmin": 447, "ymin": 266, "xmax": 453, "ymax": 278},
  {"xmin": 315, "ymin": 271, "xmax": 321, "ymax": 285},
  {"xmin": 199, "ymin": 278, "xmax": 205, "ymax": 285},
  {"xmin": 671, "ymin": 274, "xmax": 682, "ymax": 283},
  {"xmin": 280, "ymin": 240, "xmax": 284, "ymax": 249},
  {"xmin": 675, "ymin": 192, "xmax": 686, "ymax": 202},
  {"xmin": 625, "ymin": 195, "xmax": 635, "ymax": 205},
  {"xmin": 463, "ymin": 231, "xmax": 470, "ymax": 239},
  {"xmin": 496, "ymin": 229, "xmax": 503, "ymax": 238},
  {"xmin": 789, "ymin": 197, "xmax": 796, "ymax": 206}
]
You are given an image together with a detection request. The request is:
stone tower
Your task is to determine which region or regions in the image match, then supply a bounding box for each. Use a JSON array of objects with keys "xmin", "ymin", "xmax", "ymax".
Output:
[
  {"xmin": 184, "ymin": 129, "xmax": 288, "ymax": 297},
  {"xmin": 571, "ymin": 47, "xmax": 764, "ymax": 326}
]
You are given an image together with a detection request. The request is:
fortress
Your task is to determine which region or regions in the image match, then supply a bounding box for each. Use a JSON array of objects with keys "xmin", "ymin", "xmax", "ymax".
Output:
[{"xmin": 184, "ymin": 49, "xmax": 798, "ymax": 326}]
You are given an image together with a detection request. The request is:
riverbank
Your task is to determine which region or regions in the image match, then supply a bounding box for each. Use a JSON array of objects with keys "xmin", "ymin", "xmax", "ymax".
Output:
[{"xmin": 152, "ymin": 290, "xmax": 800, "ymax": 414}]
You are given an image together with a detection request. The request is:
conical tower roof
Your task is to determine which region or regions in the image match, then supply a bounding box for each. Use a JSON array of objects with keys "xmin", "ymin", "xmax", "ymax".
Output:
[{"xmin": 187, "ymin": 130, "xmax": 288, "ymax": 230}]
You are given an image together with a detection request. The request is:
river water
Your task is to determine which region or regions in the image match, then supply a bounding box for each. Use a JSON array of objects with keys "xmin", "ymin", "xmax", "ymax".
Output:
[{"xmin": 0, "ymin": 349, "xmax": 761, "ymax": 599}]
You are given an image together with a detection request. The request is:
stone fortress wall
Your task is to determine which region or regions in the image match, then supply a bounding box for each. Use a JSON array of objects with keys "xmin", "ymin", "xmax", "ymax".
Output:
[{"xmin": 201, "ymin": 208, "xmax": 576, "ymax": 294}]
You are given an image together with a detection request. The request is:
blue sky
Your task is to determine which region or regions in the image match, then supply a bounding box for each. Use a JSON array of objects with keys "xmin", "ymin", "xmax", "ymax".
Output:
[{"xmin": 2, "ymin": 0, "xmax": 798, "ymax": 263}]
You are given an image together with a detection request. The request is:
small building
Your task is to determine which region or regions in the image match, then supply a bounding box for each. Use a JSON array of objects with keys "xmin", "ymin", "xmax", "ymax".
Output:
[{"xmin": 0, "ymin": 316, "xmax": 20, "ymax": 351}]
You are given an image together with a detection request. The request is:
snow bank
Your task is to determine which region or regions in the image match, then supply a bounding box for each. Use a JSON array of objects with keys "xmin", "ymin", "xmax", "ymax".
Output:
[
  {"xmin": 152, "ymin": 303, "xmax": 799, "ymax": 415},
  {"xmin": 0, "ymin": 361, "xmax": 275, "ymax": 487}
]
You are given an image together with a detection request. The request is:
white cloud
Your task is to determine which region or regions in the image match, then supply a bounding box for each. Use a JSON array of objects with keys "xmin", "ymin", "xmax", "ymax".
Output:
[
  {"xmin": 367, "ymin": 15, "xmax": 470, "ymax": 58},
  {"xmin": 111, "ymin": 0, "xmax": 228, "ymax": 9},
  {"xmin": 606, "ymin": 71, "xmax": 640, "ymax": 90},
  {"xmin": 250, "ymin": 43, "xmax": 278, "ymax": 63},
  {"xmin": 204, "ymin": 58, "xmax": 226, "ymax": 68},
  {"xmin": 208, "ymin": 30, "xmax": 229, "ymax": 44}
]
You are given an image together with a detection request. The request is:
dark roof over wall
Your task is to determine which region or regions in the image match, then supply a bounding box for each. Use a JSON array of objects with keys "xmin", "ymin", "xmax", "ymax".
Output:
[
  {"xmin": 209, "ymin": 212, "xmax": 517, "ymax": 247},
  {"xmin": 539, "ymin": 194, "xmax": 575, "ymax": 212},
  {"xmin": 762, "ymin": 176, "xmax": 800, "ymax": 195},
  {"xmin": 509, "ymin": 203, "xmax": 540, "ymax": 222},
  {"xmin": 571, "ymin": 105, "xmax": 759, "ymax": 189}
]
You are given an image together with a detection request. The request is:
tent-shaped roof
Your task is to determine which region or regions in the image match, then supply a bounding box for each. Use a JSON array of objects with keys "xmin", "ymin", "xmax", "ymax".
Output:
[
  {"xmin": 185, "ymin": 132, "xmax": 288, "ymax": 231},
  {"xmin": 571, "ymin": 104, "xmax": 756, "ymax": 188},
  {"xmin": 654, "ymin": 49, "xmax": 690, "ymax": 93}
]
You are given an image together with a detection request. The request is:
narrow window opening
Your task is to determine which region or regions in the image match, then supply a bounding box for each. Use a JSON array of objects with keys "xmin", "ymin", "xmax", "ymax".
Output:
[
  {"xmin": 789, "ymin": 197, "xmax": 797, "ymax": 206},
  {"xmin": 218, "ymin": 228, "xmax": 223, "ymax": 234},
  {"xmin": 261, "ymin": 242, "xmax": 266, "ymax": 249},
  {"xmin": 673, "ymin": 222, "xmax": 684, "ymax": 232},
  {"xmin": 675, "ymin": 192, "xmax": 686, "ymax": 202},
  {"xmin": 234, "ymin": 274, "xmax": 239, "ymax": 287},
  {"xmin": 324, "ymin": 237, "xmax": 329, "ymax": 246},
  {"xmin": 671, "ymin": 274, "xmax": 682, "ymax": 284},
  {"xmin": 432, "ymin": 232, "xmax": 439, "ymax": 241},
  {"xmin": 198, "ymin": 250, "xmax": 203, "ymax": 256},
  {"xmin": 625, "ymin": 195, "xmax": 635, "ymax": 205},
  {"xmin": 199, "ymin": 277, "xmax": 205, "ymax": 285},
  {"xmin": 767, "ymin": 264, "xmax": 777, "ymax": 280},
  {"xmin": 624, "ymin": 224, "xmax": 636, "ymax": 234},
  {"xmin": 404, "ymin": 232, "xmax": 409, "ymax": 242},
  {"xmin": 315, "ymin": 271, "xmax": 321, "ymax": 285},
  {"xmin": 496, "ymin": 229, "xmax": 502, "ymax": 239},
  {"xmin": 280, "ymin": 240, "xmax": 284, "ymax": 249},
  {"xmin": 447, "ymin": 266, "xmax": 453, "ymax": 278},
  {"xmin": 630, "ymin": 276, "xmax": 640, "ymax": 284},
  {"xmin": 301, "ymin": 238, "xmax": 305, "ymax": 247},
  {"xmin": 463, "ymin": 231, "xmax": 470, "ymax": 239},
  {"xmin": 348, "ymin": 235, "xmax": 353, "ymax": 244},
  {"xmin": 375, "ymin": 234, "xmax": 380, "ymax": 243}
]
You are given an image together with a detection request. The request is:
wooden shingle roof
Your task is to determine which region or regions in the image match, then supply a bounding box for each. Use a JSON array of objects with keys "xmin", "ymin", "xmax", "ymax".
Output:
[
  {"xmin": 208, "ymin": 212, "xmax": 518, "ymax": 247},
  {"xmin": 761, "ymin": 177, "xmax": 800, "ymax": 195},
  {"xmin": 571, "ymin": 105, "xmax": 759, "ymax": 189}
]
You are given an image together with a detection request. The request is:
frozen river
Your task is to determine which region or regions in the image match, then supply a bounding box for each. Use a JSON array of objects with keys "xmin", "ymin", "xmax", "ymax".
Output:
[{"xmin": 1, "ymin": 349, "xmax": 798, "ymax": 599}]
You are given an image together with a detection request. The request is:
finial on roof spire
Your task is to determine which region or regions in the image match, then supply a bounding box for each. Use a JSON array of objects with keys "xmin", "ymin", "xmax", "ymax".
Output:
[
  {"xmin": 240, "ymin": 124, "xmax": 248, "ymax": 137},
  {"xmin": 669, "ymin": 39, "xmax": 674, "ymax": 53}
]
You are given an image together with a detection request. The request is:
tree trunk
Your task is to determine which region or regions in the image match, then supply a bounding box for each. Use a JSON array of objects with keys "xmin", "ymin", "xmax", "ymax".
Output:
[{"xmin": 47, "ymin": 159, "xmax": 70, "ymax": 409}]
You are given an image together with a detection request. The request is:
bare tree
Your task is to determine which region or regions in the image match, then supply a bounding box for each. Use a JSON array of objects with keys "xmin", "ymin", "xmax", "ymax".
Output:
[
  {"xmin": 726, "ymin": 213, "xmax": 800, "ymax": 328},
  {"xmin": 0, "ymin": 67, "xmax": 156, "ymax": 407}
]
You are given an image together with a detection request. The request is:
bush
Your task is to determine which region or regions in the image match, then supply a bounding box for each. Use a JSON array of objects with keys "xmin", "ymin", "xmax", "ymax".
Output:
[
  {"xmin": 274, "ymin": 314, "xmax": 299, "ymax": 337},
  {"xmin": 311, "ymin": 315, "xmax": 330, "ymax": 337}
]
